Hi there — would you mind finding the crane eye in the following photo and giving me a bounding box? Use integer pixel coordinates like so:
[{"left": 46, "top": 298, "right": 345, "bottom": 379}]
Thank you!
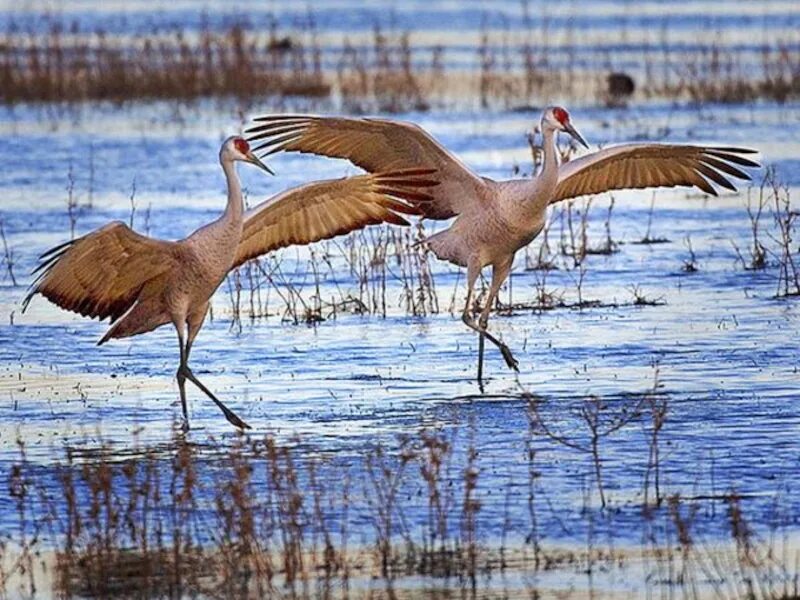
[{"left": 234, "top": 138, "right": 250, "bottom": 154}]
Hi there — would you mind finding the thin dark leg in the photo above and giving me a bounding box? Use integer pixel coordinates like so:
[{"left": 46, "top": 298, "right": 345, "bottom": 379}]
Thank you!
[
  {"left": 476, "top": 258, "right": 518, "bottom": 372},
  {"left": 462, "top": 261, "right": 517, "bottom": 388},
  {"left": 463, "top": 297, "right": 518, "bottom": 372},
  {"left": 179, "top": 366, "right": 251, "bottom": 430},
  {"left": 462, "top": 261, "right": 483, "bottom": 387},
  {"left": 175, "top": 328, "right": 190, "bottom": 432},
  {"left": 181, "top": 307, "right": 250, "bottom": 430},
  {"left": 464, "top": 317, "right": 518, "bottom": 371},
  {"left": 477, "top": 333, "right": 485, "bottom": 392}
]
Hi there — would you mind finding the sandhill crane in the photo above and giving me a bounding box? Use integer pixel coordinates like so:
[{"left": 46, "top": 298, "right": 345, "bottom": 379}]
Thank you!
[
  {"left": 246, "top": 107, "right": 759, "bottom": 383},
  {"left": 23, "top": 136, "right": 437, "bottom": 429}
]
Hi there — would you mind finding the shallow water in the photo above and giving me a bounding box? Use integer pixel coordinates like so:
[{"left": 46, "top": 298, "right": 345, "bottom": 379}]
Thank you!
[{"left": 1, "top": 97, "right": 798, "bottom": 553}]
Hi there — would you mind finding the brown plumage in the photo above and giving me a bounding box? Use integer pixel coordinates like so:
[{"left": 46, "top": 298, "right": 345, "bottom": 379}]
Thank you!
[
  {"left": 27, "top": 223, "right": 177, "bottom": 327},
  {"left": 247, "top": 115, "right": 484, "bottom": 220},
  {"left": 551, "top": 144, "right": 756, "bottom": 203},
  {"left": 246, "top": 108, "right": 759, "bottom": 385},
  {"left": 234, "top": 169, "right": 436, "bottom": 268},
  {"left": 23, "top": 136, "right": 437, "bottom": 429}
]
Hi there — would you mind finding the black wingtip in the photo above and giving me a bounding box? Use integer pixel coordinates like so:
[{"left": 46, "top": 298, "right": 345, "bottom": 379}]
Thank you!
[
  {"left": 38, "top": 238, "right": 73, "bottom": 260},
  {"left": 712, "top": 146, "right": 759, "bottom": 154},
  {"left": 20, "top": 291, "right": 34, "bottom": 314}
]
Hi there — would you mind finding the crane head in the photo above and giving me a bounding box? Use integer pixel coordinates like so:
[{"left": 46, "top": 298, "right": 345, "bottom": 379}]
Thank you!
[
  {"left": 543, "top": 106, "right": 589, "bottom": 149},
  {"left": 223, "top": 136, "right": 274, "bottom": 175}
]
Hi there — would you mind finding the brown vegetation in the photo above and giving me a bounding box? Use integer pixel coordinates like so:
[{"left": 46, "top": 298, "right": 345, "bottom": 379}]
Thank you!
[
  {"left": 0, "top": 21, "right": 329, "bottom": 105},
  {"left": 1, "top": 14, "right": 799, "bottom": 110},
  {"left": 1, "top": 381, "right": 799, "bottom": 598}
]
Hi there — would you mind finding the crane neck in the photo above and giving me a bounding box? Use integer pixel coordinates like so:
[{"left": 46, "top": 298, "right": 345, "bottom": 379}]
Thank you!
[
  {"left": 220, "top": 157, "right": 244, "bottom": 223},
  {"left": 540, "top": 124, "right": 560, "bottom": 183},
  {"left": 518, "top": 124, "right": 560, "bottom": 214}
]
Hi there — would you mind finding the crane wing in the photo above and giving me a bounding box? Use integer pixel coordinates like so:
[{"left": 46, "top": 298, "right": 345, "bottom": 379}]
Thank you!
[
  {"left": 245, "top": 115, "right": 487, "bottom": 220},
  {"left": 551, "top": 144, "right": 759, "bottom": 204},
  {"left": 232, "top": 169, "right": 439, "bottom": 269},
  {"left": 23, "top": 221, "right": 178, "bottom": 322}
]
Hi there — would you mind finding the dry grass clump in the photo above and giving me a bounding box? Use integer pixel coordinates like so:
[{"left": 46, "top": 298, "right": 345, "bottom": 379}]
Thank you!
[
  {"left": 220, "top": 170, "right": 794, "bottom": 326},
  {"left": 337, "top": 27, "right": 430, "bottom": 114},
  {"left": 0, "top": 426, "right": 492, "bottom": 597},
  {"left": 769, "top": 179, "right": 800, "bottom": 298},
  {"left": 653, "top": 42, "right": 800, "bottom": 105},
  {"left": 1, "top": 375, "right": 799, "bottom": 598},
  {"left": 225, "top": 222, "right": 439, "bottom": 327},
  {"left": 0, "top": 215, "right": 17, "bottom": 286},
  {"left": 3, "top": 11, "right": 799, "bottom": 110},
  {"left": 732, "top": 169, "right": 799, "bottom": 297},
  {"left": 0, "top": 19, "right": 329, "bottom": 105}
]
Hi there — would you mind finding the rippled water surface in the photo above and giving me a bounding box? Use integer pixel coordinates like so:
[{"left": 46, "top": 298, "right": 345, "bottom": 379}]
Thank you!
[{"left": 2, "top": 98, "right": 798, "bottom": 543}]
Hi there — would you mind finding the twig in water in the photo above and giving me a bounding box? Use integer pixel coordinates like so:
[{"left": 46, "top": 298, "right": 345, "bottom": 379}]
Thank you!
[
  {"left": 0, "top": 216, "right": 18, "bottom": 286},
  {"left": 66, "top": 162, "right": 78, "bottom": 240},
  {"left": 128, "top": 178, "right": 137, "bottom": 229}
]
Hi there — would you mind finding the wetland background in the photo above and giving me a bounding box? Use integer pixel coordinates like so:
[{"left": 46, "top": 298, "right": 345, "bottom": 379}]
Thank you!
[{"left": 1, "top": 0, "right": 799, "bottom": 597}]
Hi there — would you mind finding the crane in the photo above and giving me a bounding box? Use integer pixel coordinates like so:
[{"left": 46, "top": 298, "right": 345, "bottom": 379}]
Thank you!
[
  {"left": 245, "top": 107, "right": 759, "bottom": 384},
  {"left": 23, "top": 136, "right": 437, "bottom": 429}
]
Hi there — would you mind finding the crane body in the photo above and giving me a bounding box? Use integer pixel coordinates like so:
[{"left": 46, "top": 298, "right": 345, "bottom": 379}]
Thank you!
[
  {"left": 246, "top": 107, "right": 759, "bottom": 383},
  {"left": 24, "top": 136, "right": 437, "bottom": 428}
]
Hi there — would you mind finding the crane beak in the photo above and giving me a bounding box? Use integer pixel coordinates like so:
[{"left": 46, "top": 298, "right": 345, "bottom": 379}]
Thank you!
[
  {"left": 564, "top": 122, "right": 589, "bottom": 149},
  {"left": 247, "top": 152, "right": 275, "bottom": 175}
]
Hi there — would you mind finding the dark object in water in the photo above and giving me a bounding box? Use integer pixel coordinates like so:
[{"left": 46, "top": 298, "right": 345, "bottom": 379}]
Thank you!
[
  {"left": 268, "top": 37, "right": 294, "bottom": 52},
  {"left": 606, "top": 72, "right": 635, "bottom": 106}
]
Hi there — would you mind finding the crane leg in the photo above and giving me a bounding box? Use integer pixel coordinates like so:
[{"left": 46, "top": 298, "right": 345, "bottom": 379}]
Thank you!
[
  {"left": 477, "top": 334, "right": 485, "bottom": 391},
  {"left": 175, "top": 326, "right": 190, "bottom": 432},
  {"left": 461, "top": 261, "right": 485, "bottom": 386},
  {"left": 478, "top": 257, "right": 518, "bottom": 372},
  {"left": 461, "top": 259, "right": 519, "bottom": 388},
  {"left": 179, "top": 367, "right": 251, "bottom": 430},
  {"left": 176, "top": 310, "right": 252, "bottom": 431}
]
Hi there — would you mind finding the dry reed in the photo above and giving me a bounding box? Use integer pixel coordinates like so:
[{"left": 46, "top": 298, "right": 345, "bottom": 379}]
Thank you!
[{"left": 2, "top": 13, "right": 799, "bottom": 110}]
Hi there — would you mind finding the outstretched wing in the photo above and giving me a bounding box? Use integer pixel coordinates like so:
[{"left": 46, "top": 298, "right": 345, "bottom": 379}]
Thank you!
[
  {"left": 246, "top": 115, "right": 487, "bottom": 220},
  {"left": 232, "top": 169, "right": 439, "bottom": 269},
  {"left": 23, "top": 221, "right": 178, "bottom": 322},
  {"left": 552, "top": 144, "right": 759, "bottom": 204}
]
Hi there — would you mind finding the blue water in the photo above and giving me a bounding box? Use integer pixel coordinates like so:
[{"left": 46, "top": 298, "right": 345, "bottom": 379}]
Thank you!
[{"left": 1, "top": 96, "right": 798, "bottom": 557}]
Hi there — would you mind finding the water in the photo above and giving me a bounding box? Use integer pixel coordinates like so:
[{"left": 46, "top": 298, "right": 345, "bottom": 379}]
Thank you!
[
  {"left": 1, "top": 1, "right": 799, "bottom": 596},
  {"left": 2, "top": 97, "right": 798, "bottom": 541}
]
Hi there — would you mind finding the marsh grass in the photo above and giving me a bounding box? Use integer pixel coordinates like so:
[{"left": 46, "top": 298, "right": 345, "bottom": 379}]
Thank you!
[
  {"left": 0, "top": 216, "right": 17, "bottom": 286},
  {"left": 730, "top": 170, "right": 800, "bottom": 297},
  {"left": 219, "top": 173, "right": 798, "bottom": 324},
  {"left": 631, "top": 194, "right": 671, "bottom": 245},
  {"left": 768, "top": 180, "right": 800, "bottom": 298},
  {"left": 225, "top": 222, "right": 439, "bottom": 327},
  {"left": 0, "top": 20, "right": 329, "bottom": 106},
  {"left": 654, "top": 41, "right": 800, "bottom": 105},
  {"left": 2, "top": 12, "right": 799, "bottom": 110},
  {"left": 733, "top": 180, "right": 769, "bottom": 271},
  {"left": 2, "top": 387, "right": 800, "bottom": 598}
]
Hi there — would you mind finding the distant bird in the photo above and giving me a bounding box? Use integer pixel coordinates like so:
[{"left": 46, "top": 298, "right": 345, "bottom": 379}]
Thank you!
[
  {"left": 606, "top": 72, "right": 635, "bottom": 107},
  {"left": 23, "top": 136, "right": 437, "bottom": 429},
  {"left": 246, "top": 108, "right": 759, "bottom": 384}
]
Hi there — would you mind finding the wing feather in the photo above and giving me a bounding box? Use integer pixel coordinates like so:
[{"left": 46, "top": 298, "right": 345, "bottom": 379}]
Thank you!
[
  {"left": 232, "top": 169, "right": 439, "bottom": 269},
  {"left": 23, "top": 222, "right": 178, "bottom": 321},
  {"left": 551, "top": 144, "right": 758, "bottom": 204},
  {"left": 246, "top": 115, "right": 486, "bottom": 220}
]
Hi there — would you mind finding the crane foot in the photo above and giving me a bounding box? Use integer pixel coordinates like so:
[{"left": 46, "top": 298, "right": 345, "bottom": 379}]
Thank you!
[
  {"left": 179, "top": 365, "right": 252, "bottom": 430},
  {"left": 221, "top": 406, "right": 252, "bottom": 431},
  {"left": 498, "top": 343, "right": 519, "bottom": 372}
]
